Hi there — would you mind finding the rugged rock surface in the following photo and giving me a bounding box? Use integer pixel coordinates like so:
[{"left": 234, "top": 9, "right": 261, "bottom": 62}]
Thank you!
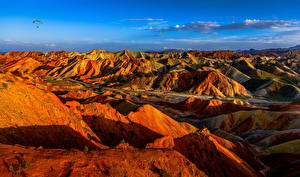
[
  {"left": 0, "top": 144, "right": 207, "bottom": 177},
  {"left": 1, "top": 49, "right": 300, "bottom": 99},
  {"left": 0, "top": 49, "right": 299, "bottom": 176},
  {"left": 174, "top": 133, "right": 262, "bottom": 177},
  {"left": 155, "top": 69, "right": 252, "bottom": 97},
  {"left": 0, "top": 73, "right": 106, "bottom": 150}
]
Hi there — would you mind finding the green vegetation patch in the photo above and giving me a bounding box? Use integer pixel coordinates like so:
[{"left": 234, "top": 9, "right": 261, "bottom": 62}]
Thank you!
[
  {"left": 21, "top": 161, "right": 30, "bottom": 169},
  {"left": 83, "top": 145, "right": 89, "bottom": 152},
  {"left": 7, "top": 160, "right": 29, "bottom": 176},
  {"left": 157, "top": 169, "right": 173, "bottom": 177},
  {"left": 119, "top": 139, "right": 126, "bottom": 144},
  {"left": 2, "top": 82, "right": 8, "bottom": 89}
]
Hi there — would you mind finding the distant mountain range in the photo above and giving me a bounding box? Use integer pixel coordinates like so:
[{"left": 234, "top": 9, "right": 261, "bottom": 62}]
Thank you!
[
  {"left": 144, "top": 48, "right": 193, "bottom": 53},
  {"left": 158, "top": 45, "right": 300, "bottom": 54},
  {"left": 237, "top": 44, "right": 300, "bottom": 55},
  {"left": 289, "top": 44, "right": 300, "bottom": 50}
]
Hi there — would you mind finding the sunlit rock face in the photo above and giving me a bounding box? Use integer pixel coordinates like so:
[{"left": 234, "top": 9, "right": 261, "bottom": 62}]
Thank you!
[{"left": 0, "top": 49, "right": 299, "bottom": 176}]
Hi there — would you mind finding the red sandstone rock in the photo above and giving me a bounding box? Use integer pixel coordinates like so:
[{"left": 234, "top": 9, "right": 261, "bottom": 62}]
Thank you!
[{"left": 146, "top": 136, "right": 175, "bottom": 149}]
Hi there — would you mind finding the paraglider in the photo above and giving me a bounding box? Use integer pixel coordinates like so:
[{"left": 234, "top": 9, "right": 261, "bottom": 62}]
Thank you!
[{"left": 33, "top": 19, "right": 43, "bottom": 28}]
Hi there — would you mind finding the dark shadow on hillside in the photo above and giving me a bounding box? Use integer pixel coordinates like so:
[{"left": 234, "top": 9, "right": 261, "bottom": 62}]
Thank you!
[
  {"left": 82, "top": 115, "right": 163, "bottom": 148},
  {"left": 260, "top": 153, "right": 300, "bottom": 177},
  {"left": 173, "top": 134, "right": 264, "bottom": 177},
  {"left": 242, "top": 79, "right": 271, "bottom": 92},
  {"left": 0, "top": 118, "right": 166, "bottom": 149},
  {"left": 0, "top": 125, "right": 99, "bottom": 150}
]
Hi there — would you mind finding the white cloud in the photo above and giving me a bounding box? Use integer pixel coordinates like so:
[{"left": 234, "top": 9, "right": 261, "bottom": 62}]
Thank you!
[
  {"left": 146, "top": 19, "right": 298, "bottom": 33},
  {"left": 216, "top": 19, "right": 296, "bottom": 30},
  {"left": 151, "top": 21, "right": 219, "bottom": 33},
  {"left": 125, "top": 18, "right": 164, "bottom": 21},
  {"left": 45, "top": 43, "right": 56, "bottom": 47}
]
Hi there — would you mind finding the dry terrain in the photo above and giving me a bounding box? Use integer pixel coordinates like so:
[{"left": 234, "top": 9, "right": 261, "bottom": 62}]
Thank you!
[{"left": 0, "top": 49, "right": 299, "bottom": 176}]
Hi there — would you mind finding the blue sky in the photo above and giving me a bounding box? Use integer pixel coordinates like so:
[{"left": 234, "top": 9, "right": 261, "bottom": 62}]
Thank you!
[{"left": 1, "top": 0, "right": 300, "bottom": 52}]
